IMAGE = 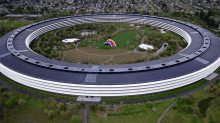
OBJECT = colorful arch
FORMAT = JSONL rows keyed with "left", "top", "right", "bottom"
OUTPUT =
{"left": 104, "top": 39, "right": 116, "bottom": 48}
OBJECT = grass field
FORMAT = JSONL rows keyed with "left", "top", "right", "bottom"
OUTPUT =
{"left": 64, "top": 49, "right": 111, "bottom": 64}
{"left": 107, "top": 53, "right": 146, "bottom": 64}
{"left": 2, "top": 20, "right": 31, "bottom": 28}
{"left": 161, "top": 79, "right": 220, "bottom": 123}
{"left": 88, "top": 99, "right": 176, "bottom": 123}
{"left": 88, "top": 29, "right": 143, "bottom": 49}
{"left": 78, "top": 47, "right": 130, "bottom": 55}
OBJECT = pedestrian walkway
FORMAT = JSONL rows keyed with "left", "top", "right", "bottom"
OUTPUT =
{"left": 77, "top": 96, "right": 101, "bottom": 102}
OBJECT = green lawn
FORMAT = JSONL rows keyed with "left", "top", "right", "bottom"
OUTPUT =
{"left": 2, "top": 102, "right": 71, "bottom": 123}
{"left": 161, "top": 79, "right": 220, "bottom": 123}
{"left": 2, "top": 20, "right": 31, "bottom": 28}
{"left": 88, "top": 99, "right": 175, "bottom": 123}
{"left": 88, "top": 29, "right": 143, "bottom": 49}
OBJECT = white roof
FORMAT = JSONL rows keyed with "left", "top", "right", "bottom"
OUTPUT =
{"left": 139, "top": 44, "right": 154, "bottom": 50}
{"left": 62, "top": 38, "right": 79, "bottom": 43}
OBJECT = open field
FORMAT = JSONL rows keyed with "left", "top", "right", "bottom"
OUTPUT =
{"left": 64, "top": 49, "right": 111, "bottom": 64}
{"left": 0, "top": 80, "right": 83, "bottom": 123}
{"left": 161, "top": 79, "right": 220, "bottom": 123}
{"left": 88, "top": 99, "right": 175, "bottom": 123}
{"left": 107, "top": 53, "right": 147, "bottom": 64}
{"left": 87, "top": 29, "right": 143, "bottom": 49}
{"left": 78, "top": 47, "right": 130, "bottom": 55}
{"left": 30, "top": 23, "right": 187, "bottom": 65}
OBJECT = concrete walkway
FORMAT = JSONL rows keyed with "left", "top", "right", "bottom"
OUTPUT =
{"left": 83, "top": 104, "right": 89, "bottom": 123}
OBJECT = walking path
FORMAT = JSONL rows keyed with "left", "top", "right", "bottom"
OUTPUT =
{"left": 157, "top": 101, "right": 177, "bottom": 123}
{"left": 103, "top": 55, "right": 113, "bottom": 64}
{"left": 156, "top": 73, "right": 219, "bottom": 123}
{"left": 83, "top": 104, "right": 89, "bottom": 123}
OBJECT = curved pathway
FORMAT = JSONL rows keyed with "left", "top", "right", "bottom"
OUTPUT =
{"left": 157, "top": 101, "right": 177, "bottom": 123}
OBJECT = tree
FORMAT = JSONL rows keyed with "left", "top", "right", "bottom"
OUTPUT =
{"left": 47, "top": 110, "right": 55, "bottom": 119}
{"left": 5, "top": 96, "right": 17, "bottom": 108}
{"left": 58, "top": 102, "right": 66, "bottom": 111}
{"left": 44, "top": 109, "right": 49, "bottom": 114}
{"left": 18, "top": 99, "right": 26, "bottom": 107}
{"left": 89, "top": 104, "right": 97, "bottom": 112}
{"left": 49, "top": 99, "right": 57, "bottom": 108}
{"left": 145, "top": 101, "right": 154, "bottom": 109}
{"left": 67, "top": 101, "right": 73, "bottom": 110}
{"left": 80, "top": 101, "right": 85, "bottom": 109}
{"left": 64, "top": 110, "right": 72, "bottom": 118}
{"left": 74, "top": 103, "right": 81, "bottom": 110}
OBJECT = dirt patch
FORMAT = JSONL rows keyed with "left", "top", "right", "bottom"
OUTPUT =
{"left": 107, "top": 53, "right": 147, "bottom": 64}
{"left": 0, "top": 20, "right": 9, "bottom": 23}
{"left": 64, "top": 49, "right": 110, "bottom": 64}
{"left": 78, "top": 47, "right": 130, "bottom": 55}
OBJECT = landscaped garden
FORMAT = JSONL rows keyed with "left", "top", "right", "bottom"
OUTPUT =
{"left": 161, "top": 79, "right": 220, "bottom": 123}
{"left": 30, "top": 22, "right": 187, "bottom": 65}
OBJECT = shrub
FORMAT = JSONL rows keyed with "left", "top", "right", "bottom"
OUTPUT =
{"left": 3, "top": 92, "right": 13, "bottom": 98}
{"left": 209, "top": 115, "right": 215, "bottom": 123}
{"left": 173, "top": 103, "right": 177, "bottom": 110}
{"left": 98, "top": 105, "right": 105, "bottom": 111}
{"left": 183, "top": 95, "right": 193, "bottom": 105}
{"left": 18, "top": 98, "right": 26, "bottom": 107}
{"left": 145, "top": 101, "right": 154, "bottom": 109}
{"left": 64, "top": 110, "right": 72, "bottom": 118}
{"left": 43, "top": 109, "right": 49, "bottom": 114}
{"left": 80, "top": 101, "right": 85, "bottom": 109}
{"left": 49, "top": 99, "right": 57, "bottom": 108}
{"left": 74, "top": 103, "right": 81, "bottom": 110}
{"left": 5, "top": 96, "right": 17, "bottom": 108}
{"left": 177, "top": 97, "right": 183, "bottom": 104}
{"left": 0, "top": 86, "right": 6, "bottom": 92}
{"left": 102, "top": 102, "right": 106, "bottom": 106}
{"left": 71, "top": 115, "right": 80, "bottom": 123}
{"left": 185, "top": 106, "right": 193, "bottom": 114}
{"left": 58, "top": 102, "right": 66, "bottom": 111}
{"left": 47, "top": 97, "right": 54, "bottom": 104}
{"left": 89, "top": 104, "right": 97, "bottom": 112}
{"left": 47, "top": 110, "right": 55, "bottom": 119}
{"left": 60, "top": 110, "right": 65, "bottom": 117}
{"left": 67, "top": 101, "right": 73, "bottom": 110}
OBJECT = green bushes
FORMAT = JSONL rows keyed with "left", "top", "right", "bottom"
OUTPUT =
{"left": 89, "top": 104, "right": 97, "bottom": 112}
{"left": 49, "top": 99, "right": 57, "bottom": 108}
{"left": 198, "top": 97, "right": 214, "bottom": 117}
{"left": 145, "top": 101, "right": 154, "bottom": 109}
{"left": 18, "top": 98, "right": 26, "bottom": 107}
{"left": 71, "top": 115, "right": 80, "bottom": 123}
{"left": 58, "top": 102, "right": 66, "bottom": 111}
{"left": 5, "top": 96, "right": 17, "bottom": 108}
{"left": 47, "top": 110, "right": 55, "bottom": 119}
{"left": 97, "top": 105, "right": 105, "bottom": 111}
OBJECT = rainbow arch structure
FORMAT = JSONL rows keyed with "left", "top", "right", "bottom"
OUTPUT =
{"left": 104, "top": 39, "right": 116, "bottom": 48}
